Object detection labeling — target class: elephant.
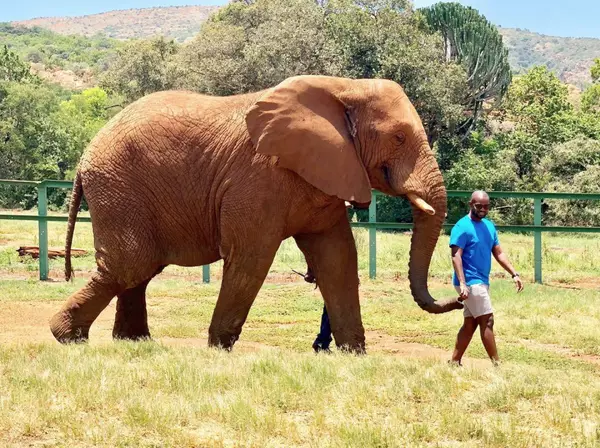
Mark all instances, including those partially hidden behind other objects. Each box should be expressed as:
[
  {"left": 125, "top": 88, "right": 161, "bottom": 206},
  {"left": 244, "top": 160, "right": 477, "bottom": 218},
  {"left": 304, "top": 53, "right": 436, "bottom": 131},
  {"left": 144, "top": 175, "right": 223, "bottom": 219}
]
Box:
[{"left": 49, "top": 74, "right": 463, "bottom": 352}]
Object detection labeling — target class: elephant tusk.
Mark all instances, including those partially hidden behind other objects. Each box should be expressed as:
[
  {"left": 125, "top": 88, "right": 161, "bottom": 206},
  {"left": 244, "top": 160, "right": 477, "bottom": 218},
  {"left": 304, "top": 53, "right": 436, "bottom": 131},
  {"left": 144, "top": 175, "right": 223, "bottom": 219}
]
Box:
[{"left": 407, "top": 193, "right": 436, "bottom": 216}]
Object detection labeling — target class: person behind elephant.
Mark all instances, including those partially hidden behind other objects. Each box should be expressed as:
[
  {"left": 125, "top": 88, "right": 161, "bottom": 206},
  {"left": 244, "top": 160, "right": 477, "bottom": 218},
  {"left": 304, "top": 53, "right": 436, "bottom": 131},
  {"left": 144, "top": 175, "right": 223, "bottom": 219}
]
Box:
[
  {"left": 299, "top": 265, "right": 332, "bottom": 352},
  {"left": 449, "top": 190, "right": 524, "bottom": 366},
  {"left": 303, "top": 200, "right": 370, "bottom": 353}
]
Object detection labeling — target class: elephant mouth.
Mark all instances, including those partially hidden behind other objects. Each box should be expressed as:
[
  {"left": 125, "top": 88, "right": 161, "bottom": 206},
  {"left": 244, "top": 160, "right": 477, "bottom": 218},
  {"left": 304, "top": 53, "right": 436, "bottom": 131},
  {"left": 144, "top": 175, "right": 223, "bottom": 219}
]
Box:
[{"left": 406, "top": 193, "right": 436, "bottom": 216}]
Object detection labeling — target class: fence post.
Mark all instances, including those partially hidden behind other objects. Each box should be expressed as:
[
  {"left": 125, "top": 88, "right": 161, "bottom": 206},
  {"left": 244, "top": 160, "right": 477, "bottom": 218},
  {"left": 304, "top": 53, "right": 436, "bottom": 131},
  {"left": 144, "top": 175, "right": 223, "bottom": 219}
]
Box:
[
  {"left": 202, "top": 265, "right": 210, "bottom": 283},
  {"left": 37, "top": 184, "right": 49, "bottom": 281},
  {"left": 534, "top": 197, "right": 542, "bottom": 284},
  {"left": 369, "top": 192, "right": 377, "bottom": 279}
]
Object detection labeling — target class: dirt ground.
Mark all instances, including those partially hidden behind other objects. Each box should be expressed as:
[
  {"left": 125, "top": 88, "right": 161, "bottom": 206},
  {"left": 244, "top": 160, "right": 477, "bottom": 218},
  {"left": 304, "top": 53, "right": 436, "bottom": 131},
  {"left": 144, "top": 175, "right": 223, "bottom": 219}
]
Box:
[
  {"left": 0, "top": 298, "right": 498, "bottom": 368},
  {"left": 4, "top": 298, "right": 599, "bottom": 369},
  {"left": 2, "top": 269, "right": 599, "bottom": 369}
]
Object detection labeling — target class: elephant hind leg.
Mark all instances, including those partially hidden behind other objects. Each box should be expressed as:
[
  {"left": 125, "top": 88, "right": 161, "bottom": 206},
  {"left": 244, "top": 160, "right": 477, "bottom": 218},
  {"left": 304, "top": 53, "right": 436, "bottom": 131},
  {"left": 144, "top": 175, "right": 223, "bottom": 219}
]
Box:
[
  {"left": 112, "top": 266, "right": 166, "bottom": 341},
  {"left": 50, "top": 270, "right": 124, "bottom": 343}
]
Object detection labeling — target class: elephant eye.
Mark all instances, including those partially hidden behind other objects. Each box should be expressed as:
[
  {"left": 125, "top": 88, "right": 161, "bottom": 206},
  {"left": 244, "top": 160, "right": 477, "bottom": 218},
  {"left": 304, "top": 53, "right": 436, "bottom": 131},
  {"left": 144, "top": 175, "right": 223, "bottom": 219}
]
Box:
[{"left": 396, "top": 133, "right": 406, "bottom": 145}]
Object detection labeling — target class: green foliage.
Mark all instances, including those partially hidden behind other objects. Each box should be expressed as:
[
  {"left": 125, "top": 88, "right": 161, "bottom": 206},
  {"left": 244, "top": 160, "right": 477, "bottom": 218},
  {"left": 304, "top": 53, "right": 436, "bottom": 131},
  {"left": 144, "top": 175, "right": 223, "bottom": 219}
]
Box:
[
  {"left": 542, "top": 137, "right": 600, "bottom": 178},
  {"left": 0, "top": 53, "right": 111, "bottom": 208},
  {"left": 503, "top": 66, "right": 573, "bottom": 136},
  {"left": 539, "top": 138, "right": 600, "bottom": 226},
  {"left": 0, "top": 23, "right": 121, "bottom": 76},
  {"left": 434, "top": 65, "right": 600, "bottom": 227},
  {"left": 175, "top": 0, "right": 333, "bottom": 95},
  {"left": 0, "top": 4, "right": 599, "bottom": 230},
  {"left": 175, "top": 0, "right": 467, "bottom": 145},
  {"left": 100, "top": 36, "right": 179, "bottom": 103},
  {"left": 0, "top": 45, "right": 39, "bottom": 83},
  {"left": 581, "top": 84, "right": 600, "bottom": 114},
  {"left": 591, "top": 58, "right": 600, "bottom": 83}
]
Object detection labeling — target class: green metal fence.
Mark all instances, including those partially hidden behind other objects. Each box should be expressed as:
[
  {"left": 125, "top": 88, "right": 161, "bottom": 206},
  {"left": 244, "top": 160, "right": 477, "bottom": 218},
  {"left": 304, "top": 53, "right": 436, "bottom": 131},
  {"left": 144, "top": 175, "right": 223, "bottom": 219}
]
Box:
[{"left": 1, "top": 179, "right": 600, "bottom": 283}]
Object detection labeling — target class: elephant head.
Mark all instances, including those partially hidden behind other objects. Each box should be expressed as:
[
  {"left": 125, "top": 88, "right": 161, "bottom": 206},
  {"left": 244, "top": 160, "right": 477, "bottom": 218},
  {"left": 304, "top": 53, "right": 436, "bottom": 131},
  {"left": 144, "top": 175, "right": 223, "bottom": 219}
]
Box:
[{"left": 246, "top": 75, "right": 462, "bottom": 314}]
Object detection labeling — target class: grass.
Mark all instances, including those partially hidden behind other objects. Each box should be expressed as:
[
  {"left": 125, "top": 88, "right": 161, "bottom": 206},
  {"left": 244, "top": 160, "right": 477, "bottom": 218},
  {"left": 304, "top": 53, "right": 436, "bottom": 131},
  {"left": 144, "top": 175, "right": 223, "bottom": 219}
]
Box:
[
  {"left": 0, "top": 342, "right": 599, "bottom": 447},
  {"left": 1, "top": 212, "right": 600, "bottom": 446}
]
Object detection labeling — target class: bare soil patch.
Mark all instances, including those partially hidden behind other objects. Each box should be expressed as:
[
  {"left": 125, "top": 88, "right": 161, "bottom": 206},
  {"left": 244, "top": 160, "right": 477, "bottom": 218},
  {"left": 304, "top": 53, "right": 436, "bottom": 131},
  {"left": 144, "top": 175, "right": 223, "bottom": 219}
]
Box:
[
  {"left": 519, "top": 338, "right": 600, "bottom": 366},
  {"left": 0, "top": 300, "right": 494, "bottom": 367}
]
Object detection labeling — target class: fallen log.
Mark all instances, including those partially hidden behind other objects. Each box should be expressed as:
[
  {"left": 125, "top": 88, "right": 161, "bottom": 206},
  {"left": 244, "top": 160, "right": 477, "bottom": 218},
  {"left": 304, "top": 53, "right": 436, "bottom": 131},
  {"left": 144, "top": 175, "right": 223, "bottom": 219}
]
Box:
[{"left": 17, "top": 246, "right": 88, "bottom": 259}]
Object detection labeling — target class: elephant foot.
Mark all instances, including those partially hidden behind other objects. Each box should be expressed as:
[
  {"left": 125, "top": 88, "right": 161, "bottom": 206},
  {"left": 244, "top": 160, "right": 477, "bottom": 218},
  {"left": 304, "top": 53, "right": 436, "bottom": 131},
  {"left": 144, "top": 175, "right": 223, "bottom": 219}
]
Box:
[
  {"left": 333, "top": 331, "right": 366, "bottom": 355},
  {"left": 336, "top": 343, "right": 366, "bottom": 355},
  {"left": 112, "top": 328, "right": 152, "bottom": 341},
  {"left": 208, "top": 331, "right": 239, "bottom": 351},
  {"left": 49, "top": 312, "right": 90, "bottom": 344},
  {"left": 112, "top": 320, "right": 151, "bottom": 341}
]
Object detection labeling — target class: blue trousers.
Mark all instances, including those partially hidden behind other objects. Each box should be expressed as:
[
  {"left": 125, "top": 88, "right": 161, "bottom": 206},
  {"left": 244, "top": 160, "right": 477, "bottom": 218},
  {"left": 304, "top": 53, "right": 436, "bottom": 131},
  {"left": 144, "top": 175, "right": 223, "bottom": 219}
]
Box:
[{"left": 314, "top": 304, "right": 332, "bottom": 348}]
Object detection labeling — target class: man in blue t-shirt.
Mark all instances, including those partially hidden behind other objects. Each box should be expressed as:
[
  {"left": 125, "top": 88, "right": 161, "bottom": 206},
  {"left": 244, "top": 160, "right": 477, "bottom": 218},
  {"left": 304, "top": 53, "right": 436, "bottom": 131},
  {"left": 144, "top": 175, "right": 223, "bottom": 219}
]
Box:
[{"left": 449, "top": 190, "right": 524, "bottom": 366}]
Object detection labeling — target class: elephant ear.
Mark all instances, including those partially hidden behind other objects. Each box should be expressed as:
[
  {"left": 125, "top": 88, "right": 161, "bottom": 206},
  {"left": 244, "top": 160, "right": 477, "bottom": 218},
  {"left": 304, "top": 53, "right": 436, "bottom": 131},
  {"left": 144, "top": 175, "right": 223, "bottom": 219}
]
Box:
[{"left": 245, "top": 76, "right": 372, "bottom": 204}]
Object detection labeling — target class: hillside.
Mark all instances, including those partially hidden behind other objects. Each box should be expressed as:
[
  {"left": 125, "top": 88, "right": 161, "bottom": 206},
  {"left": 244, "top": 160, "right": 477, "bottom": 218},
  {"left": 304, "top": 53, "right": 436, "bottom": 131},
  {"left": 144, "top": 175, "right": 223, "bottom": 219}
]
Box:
[
  {"left": 10, "top": 5, "right": 220, "bottom": 43},
  {"left": 499, "top": 27, "right": 600, "bottom": 88},
  {"left": 0, "top": 23, "right": 121, "bottom": 90},
  {"left": 8, "top": 5, "right": 600, "bottom": 89}
]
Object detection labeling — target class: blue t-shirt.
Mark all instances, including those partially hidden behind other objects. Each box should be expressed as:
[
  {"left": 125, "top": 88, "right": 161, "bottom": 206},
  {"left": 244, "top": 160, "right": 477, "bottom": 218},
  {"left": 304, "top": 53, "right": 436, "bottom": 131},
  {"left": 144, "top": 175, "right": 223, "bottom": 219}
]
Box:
[{"left": 449, "top": 214, "right": 499, "bottom": 286}]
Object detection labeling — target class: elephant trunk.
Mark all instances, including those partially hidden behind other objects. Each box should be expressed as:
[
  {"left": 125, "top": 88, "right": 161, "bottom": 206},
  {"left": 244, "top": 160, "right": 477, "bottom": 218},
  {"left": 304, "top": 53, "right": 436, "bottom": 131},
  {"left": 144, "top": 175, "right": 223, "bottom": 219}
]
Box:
[{"left": 406, "top": 157, "right": 463, "bottom": 314}]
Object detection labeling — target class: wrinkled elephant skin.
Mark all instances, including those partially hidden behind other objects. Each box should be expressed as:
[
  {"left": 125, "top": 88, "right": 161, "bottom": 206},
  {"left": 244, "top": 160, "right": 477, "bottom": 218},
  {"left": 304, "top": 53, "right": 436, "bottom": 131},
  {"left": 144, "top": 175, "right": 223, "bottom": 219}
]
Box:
[{"left": 49, "top": 75, "right": 462, "bottom": 352}]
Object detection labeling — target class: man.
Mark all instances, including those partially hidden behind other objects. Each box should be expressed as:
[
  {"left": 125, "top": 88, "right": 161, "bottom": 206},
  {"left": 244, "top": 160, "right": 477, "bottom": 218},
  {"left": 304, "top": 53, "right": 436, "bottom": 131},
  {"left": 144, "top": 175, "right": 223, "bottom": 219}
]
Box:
[
  {"left": 449, "top": 190, "right": 523, "bottom": 366},
  {"left": 300, "top": 266, "right": 332, "bottom": 352}
]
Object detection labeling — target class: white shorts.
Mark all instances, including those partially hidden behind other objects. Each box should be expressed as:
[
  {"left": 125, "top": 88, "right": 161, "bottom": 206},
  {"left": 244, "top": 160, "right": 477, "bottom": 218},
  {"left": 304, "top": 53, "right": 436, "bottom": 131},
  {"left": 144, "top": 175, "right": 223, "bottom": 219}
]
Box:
[{"left": 454, "top": 283, "right": 493, "bottom": 318}]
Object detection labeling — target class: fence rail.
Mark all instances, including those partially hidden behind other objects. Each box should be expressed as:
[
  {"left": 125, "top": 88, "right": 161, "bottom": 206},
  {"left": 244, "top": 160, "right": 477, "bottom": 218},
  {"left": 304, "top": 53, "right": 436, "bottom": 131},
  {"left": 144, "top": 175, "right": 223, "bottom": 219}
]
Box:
[{"left": 2, "top": 179, "right": 600, "bottom": 283}]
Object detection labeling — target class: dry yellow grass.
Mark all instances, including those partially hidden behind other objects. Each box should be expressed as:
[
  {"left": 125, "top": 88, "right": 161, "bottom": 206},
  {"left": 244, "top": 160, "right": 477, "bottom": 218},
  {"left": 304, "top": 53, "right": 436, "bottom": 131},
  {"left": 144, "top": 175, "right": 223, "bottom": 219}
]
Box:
[{"left": 1, "top": 212, "right": 600, "bottom": 446}]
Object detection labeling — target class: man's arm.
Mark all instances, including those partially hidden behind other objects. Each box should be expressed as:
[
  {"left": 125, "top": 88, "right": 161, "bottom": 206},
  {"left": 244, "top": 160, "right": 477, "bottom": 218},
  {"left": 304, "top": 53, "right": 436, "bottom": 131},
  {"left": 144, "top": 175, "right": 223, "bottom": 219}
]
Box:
[
  {"left": 451, "top": 245, "right": 469, "bottom": 300},
  {"left": 492, "top": 244, "right": 524, "bottom": 292}
]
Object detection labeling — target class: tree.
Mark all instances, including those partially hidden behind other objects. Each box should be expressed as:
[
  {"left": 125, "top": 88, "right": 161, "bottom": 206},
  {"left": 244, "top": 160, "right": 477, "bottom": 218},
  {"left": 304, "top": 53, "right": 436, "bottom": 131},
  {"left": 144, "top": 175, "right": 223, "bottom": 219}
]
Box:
[
  {"left": 502, "top": 66, "right": 574, "bottom": 143},
  {"left": 54, "top": 87, "right": 112, "bottom": 179},
  {"left": 176, "top": 0, "right": 331, "bottom": 95},
  {"left": 591, "top": 57, "right": 600, "bottom": 84},
  {"left": 581, "top": 84, "right": 600, "bottom": 114},
  {"left": 419, "top": 2, "right": 512, "bottom": 137},
  {"left": 100, "top": 37, "right": 179, "bottom": 103},
  {"left": 0, "top": 45, "right": 38, "bottom": 83},
  {"left": 581, "top": 59, "right": 600, "bottom": 113},
  {"left": 176, "top": 0, "right": 467, "bottom": 146},
  {"left": 324, "top": 0, "right": 467, "bottom": 145}
]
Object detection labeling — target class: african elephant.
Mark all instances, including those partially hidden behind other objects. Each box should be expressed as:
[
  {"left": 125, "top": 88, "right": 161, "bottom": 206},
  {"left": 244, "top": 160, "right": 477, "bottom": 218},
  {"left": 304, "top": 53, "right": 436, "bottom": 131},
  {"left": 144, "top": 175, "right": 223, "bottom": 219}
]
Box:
[{"left": 49, "top": 75, "right": 462, "bottom": 352}]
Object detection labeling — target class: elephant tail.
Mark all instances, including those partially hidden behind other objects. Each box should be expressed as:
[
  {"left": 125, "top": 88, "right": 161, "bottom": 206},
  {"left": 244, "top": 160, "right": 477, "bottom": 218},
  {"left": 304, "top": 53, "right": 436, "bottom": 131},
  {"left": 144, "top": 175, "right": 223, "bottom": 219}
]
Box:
[{"left": 65, "top": 172, "right": 83, "bottom": 282}]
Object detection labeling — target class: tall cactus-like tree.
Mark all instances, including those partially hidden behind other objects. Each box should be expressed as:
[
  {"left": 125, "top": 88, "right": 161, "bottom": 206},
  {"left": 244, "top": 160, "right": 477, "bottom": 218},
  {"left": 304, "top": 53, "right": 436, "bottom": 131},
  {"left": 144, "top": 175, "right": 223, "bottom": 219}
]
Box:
[{"left": 420, "top": 2, "right": 512, "bottom": 136}]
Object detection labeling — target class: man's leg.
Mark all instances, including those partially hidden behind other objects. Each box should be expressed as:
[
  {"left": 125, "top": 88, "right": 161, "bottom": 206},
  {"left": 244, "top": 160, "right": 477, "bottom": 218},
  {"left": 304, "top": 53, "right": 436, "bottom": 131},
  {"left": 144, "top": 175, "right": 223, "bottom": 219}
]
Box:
[
  {"left": 313, "top": 305, "right": 332, "bottom": 352},
  {"left": 451, "top": 317, "right": 478, "bottom": 364},
  {"left": 477, "top": 313, "right": 499, "bottom": 364},
  {"left": 302, "top": 264, "right": 331, "bottom": 351}
]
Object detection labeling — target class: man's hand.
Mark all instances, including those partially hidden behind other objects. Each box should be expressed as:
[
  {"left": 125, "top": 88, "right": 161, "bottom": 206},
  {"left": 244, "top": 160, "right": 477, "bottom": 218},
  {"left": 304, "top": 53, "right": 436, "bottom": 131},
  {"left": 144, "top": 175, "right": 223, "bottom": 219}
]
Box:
[
  {"left": 458, "top": 282, "right": 469, "bottom": 301},
  {"left": 513, "top": 275, "right": 524, "bottom": 293}
]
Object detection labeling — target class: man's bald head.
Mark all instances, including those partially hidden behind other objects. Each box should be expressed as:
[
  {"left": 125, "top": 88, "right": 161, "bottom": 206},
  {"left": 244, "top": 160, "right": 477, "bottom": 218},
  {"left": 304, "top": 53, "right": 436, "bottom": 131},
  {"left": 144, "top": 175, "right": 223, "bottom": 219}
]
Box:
[
  {"left": 471, "top": 190, "right": 489, "bottom": 202},
  {"left": 469, "top": 190, "right": 490, "bottom": 220}
]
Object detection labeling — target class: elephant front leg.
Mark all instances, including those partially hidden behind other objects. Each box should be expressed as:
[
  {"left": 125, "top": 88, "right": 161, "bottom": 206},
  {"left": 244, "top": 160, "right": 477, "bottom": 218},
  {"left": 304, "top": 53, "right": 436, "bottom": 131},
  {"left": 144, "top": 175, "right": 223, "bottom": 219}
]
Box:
[
  {"left": 294, "top": 216, "right": 366, "bottom": 354},
  {"left": 208, "top": 242, "right": 279, "bottom": 350}
]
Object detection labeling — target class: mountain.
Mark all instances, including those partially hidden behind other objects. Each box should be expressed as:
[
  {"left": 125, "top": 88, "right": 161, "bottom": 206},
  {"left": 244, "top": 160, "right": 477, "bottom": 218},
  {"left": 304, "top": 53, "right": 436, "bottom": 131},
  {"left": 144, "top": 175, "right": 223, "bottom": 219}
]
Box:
[
  {"left": 499, "top": 27, "right": 600, "bottom": 89},
  {"left": 10, "top": 5, "right": 220, "bottom": 43},
  {"left": 9, "top": 6, "right": 600, "bottom": 89}
]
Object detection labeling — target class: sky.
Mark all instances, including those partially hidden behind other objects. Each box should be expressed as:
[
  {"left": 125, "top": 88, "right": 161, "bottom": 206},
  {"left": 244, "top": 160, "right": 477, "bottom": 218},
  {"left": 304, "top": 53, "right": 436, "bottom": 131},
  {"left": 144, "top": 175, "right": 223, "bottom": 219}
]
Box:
[
  {"left": 412, "top": 0, "right": 600, "bottom": 39},
  {"left": 0, "top": 0, "right": 599, "bottom": 40}
]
